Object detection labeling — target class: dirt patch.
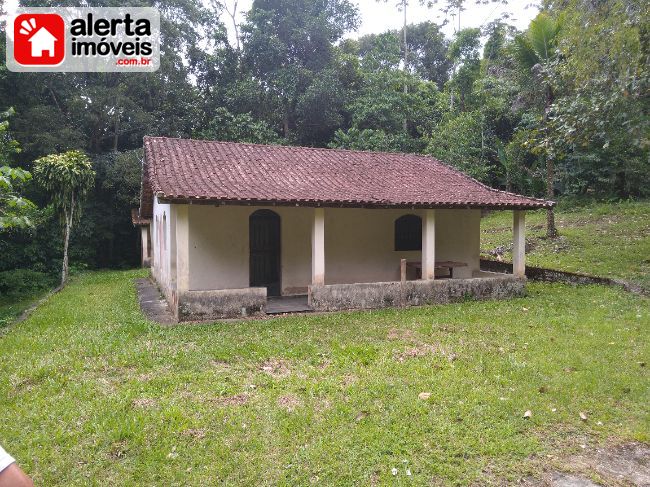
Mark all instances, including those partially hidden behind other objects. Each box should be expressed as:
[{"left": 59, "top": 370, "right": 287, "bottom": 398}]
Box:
[
  {"left": 132, "top": 398, "right": 157, "bottom": 409},
  {"left": 181, "top": 428, "right": 207, "bottom": 439},
  {"left": 259, "top": 358, "right": 291, "bottom": 378},
  {"left": 277, "top": 394, "right": 301, "bottom": 412},
  {"left": 387, "top": 328, "right": 417, "bottom": 341},
  {"left": 210, "top": 393, "right": 249, "bottom": 407},
  {"left": 108, "top": 440, "right": 129, "bottom": 460},
  {"left": 526, "top": 442, "right": 650, "bottom": 486},
  {"left": 393, "top": 342, "right": 457, "bottom": 363},
  {"left": 209, "top": 359, "right": 231, "bottom": 371},
  {"left": 569, "top": 442, "right": 650, "bottom": 486}
]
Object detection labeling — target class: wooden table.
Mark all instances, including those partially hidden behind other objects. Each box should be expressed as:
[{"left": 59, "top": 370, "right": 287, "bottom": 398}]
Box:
[{"left": 403, "top": 260, "right": 468, "bottom": 279}]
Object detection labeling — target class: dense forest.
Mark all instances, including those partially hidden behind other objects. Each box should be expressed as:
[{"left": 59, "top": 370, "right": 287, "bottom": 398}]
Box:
[{"left": 0, "top": 0, "right": 648, "bottom": 295}]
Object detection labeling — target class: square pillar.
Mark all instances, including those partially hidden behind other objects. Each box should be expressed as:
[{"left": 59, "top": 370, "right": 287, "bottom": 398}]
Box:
[
  {"left": 513, "top": 210, "right": 526, "bottom": 277},
  {"left": 422, "top": 209, "right": 436, "bottom": 280},
  {"left": 174, "top": 205, "right": 190, "bottom": 292},
  {"left": 311, "top": 207, "right": 325, "bottom": 285},
  {"left": 141, "top": 225, "right": 150, "bottom": 268}
]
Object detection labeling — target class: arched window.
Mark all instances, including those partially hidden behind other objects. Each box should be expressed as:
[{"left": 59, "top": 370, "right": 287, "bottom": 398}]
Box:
[{"left": 394, "top": 214, "right": 422, "bottom": 251}]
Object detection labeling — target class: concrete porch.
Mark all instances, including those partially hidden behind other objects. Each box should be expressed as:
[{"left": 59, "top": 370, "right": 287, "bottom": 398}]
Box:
[{"left": 156, "top": 205, "right": 528, "bottom": 321}]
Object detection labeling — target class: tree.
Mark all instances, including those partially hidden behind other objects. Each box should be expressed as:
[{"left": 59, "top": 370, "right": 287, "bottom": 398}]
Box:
[
  {"left": 0, "top": 109, "right": 35, "bottom": 230},
  {"left": 34, "top": 151, "right": 95, "bottom": 285},
  {"left": 447, "top": 28, "right": 481, "bottom": 111},
  {"left": 241, "top": 0, "right": 359, "bottom": 141},
  {"left": 196, "top": 107, "right": 280, "bottom": 144},
  {"left": 514, "top": 13, "right": 562, "bottom": 237},
  {"left": 0, "top": 166, "right": 35, "bottom": 230},
  {"left": 545, "top": 0, "right": 649, "bottom": 198}
]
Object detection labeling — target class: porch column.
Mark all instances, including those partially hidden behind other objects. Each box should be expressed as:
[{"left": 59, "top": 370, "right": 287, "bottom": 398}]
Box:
[
  {"left": 311, "top": 207, "right": 325, "bottom": 285},
  {"left": 141, "top": 225, "right": 150, "bottom": 268},
  {"left": 175, "top": 205, "right": 190, "bottom": 292},
  {"left": 422, "top": 209, "right": 436, "bottom": 280},
  {"left": 513, "top": 210, "right": 526, "bottom": 277}
]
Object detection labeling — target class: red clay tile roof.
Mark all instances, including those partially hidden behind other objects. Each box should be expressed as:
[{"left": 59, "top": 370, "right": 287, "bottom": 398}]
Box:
[
  {"left": 131, "top": 208, "right": 151, "bottom": 226},
  {"left": 140, "top": 136, "right": 553, "bottom": 217}
]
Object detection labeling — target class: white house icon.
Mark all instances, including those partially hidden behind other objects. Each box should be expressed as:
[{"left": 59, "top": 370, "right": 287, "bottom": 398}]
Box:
[{"left": 28, "top": 27, "right": 58, "bottom": 57}]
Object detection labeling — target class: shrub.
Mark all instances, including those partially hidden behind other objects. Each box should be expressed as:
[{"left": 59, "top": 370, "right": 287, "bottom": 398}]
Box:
[{"left": 0, "top": 269, "right": 56, "bottom": 298}]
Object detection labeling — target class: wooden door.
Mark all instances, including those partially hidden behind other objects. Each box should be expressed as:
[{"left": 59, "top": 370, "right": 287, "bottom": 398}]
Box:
[{"left": 249, "top": 210, "right": 281, "bottom": 296}]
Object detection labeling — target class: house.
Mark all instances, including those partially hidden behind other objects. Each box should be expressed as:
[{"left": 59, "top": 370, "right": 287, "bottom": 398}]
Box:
[
  {"left": 133, "top": 136, "right": 554, "bottom": 321},
  {"left": 28, "top": 27, "right": 57, "bottom": 57}
]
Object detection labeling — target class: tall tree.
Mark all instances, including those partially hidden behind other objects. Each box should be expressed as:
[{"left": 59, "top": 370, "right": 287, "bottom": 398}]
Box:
[
  {"left": 241, "top": 0, "right": 359, "bottom": 142},
  {"left": 514, "top": 13, "right": 562, "bottom": 238},
  {"left": 34, "top": 151, "right": 95, "bottom": 285}
]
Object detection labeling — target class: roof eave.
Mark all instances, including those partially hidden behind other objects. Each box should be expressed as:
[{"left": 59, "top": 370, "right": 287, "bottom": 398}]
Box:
[{"left": 155, "top": 195, "right": 554, "bottom": 211}]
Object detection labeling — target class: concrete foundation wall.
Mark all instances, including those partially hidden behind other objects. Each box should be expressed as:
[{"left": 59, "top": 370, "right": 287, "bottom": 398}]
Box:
[
  {"left": 308, "top": 274, "right": 526, "bottom": 312},
  {"left": 178, "top": 287, "right": 267, "bottom": 321}
]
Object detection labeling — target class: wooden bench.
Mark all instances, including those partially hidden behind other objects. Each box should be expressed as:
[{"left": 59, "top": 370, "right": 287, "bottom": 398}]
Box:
[{"left": 401, "top": 260, "right": 468, "bottom": 281}]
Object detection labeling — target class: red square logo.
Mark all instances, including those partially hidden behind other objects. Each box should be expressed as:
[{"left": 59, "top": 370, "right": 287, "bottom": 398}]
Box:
[{"left": 13, "top": 14, "right": 65, "bottom": 66}]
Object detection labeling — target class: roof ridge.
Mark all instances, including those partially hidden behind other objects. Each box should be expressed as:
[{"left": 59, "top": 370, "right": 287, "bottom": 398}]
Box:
[
  {"left": 142, "top": 135, "right": 440, "bottom": 160},
  {"left": 138, "top": 136, "right": 555, "bottom": 219}
]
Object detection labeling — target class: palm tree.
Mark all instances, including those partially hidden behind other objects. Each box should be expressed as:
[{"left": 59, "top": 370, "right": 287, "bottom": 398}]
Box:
[
  {"left": 515, "top": 13, "right": 562, "bottom": 238},
  {"left": 34, "top": 150, "right": 95, "bottom": 285}
]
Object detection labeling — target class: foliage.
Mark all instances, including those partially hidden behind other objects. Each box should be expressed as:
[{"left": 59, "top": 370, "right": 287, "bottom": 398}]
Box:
[
  {"left": 0, "top": 269, "right": 56, "bottom": 298},
  {"left": 33, "top": 150, "right": 95, "bottom": 284},
  {"left": 426, "top": 110, "right": 491, "bottom": 180},
  {"left": 196, "top": 107, "right": 281, "bottom": 144},
  {"left": 0, "top": 109, "right": 35, "bottom": 229},
  {"left": 329, "top": 127, "right": 421, "bottom": 153},
  {"left": 545, "top": 0, "right": 650, "bottom": 197},
  {"left": 33, "top": 151, "right": 95, "bottom": 225},
  {"left": 0, "top": 166, "right": 35, "bottom": 230},
  {"left": 240, "top": 0, "right": 359, "bottom": 142}
]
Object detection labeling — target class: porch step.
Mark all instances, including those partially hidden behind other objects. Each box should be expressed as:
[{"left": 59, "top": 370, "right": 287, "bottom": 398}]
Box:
[{"left": 265, "top": 295, "right": 313, "bottom": 314}]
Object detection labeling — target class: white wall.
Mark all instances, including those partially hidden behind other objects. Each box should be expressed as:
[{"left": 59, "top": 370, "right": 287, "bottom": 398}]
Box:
[
  {"left": 156, "top": 205, "right": 482, "bottom": 293},
  {"left": 324, "top": 208, "right": 480, "bottom": 283},
  {"left": 151, "top": 197, "right": 175, "bottom": 300},
  {"left": 187, "top": 205, "right": 312, "bottom": 293}
]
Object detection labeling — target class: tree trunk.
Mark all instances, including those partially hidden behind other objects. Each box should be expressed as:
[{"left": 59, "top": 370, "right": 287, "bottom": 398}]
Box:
[
  {"left": 113, "top": 114, "right": 119, "bottom": 151},
  {"left": 543, "top": 83, "right": 557, "bottom": 239},
  {"left": 283, "top": 112, "right": 289, "bottom": 138},
  {"left": 402, "top": 0, "right": 408, "bottom": 133},
  {"left": 546, "top": 155, "right": 557, "bottom": 238},
  {"left": 61, "top": 193, "right": 75, "bottom": 285}
]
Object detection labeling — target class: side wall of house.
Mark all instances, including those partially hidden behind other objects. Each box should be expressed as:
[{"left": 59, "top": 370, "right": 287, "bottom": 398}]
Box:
[
  {"left": 151, "top": 197, "right": 175, "bottom": 303},
  {"left": 183, "top": 205, "right": 481, "bottom": 293}
]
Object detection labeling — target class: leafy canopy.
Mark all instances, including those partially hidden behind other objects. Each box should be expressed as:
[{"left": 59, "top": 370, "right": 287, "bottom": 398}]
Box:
[{"left": 33, "top": 150, "right": 95, "bottom": 224}]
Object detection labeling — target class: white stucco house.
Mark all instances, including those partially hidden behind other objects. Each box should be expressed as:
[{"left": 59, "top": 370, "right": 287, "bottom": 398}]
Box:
[{"left": 132, "top": 136, "right": 554, "bottom": 321}]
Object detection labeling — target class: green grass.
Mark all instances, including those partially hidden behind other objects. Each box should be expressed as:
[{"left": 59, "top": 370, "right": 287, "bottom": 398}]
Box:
[
  {"left": 0, "top": 270, "right": 648, "bottom": 485},
  {"left": 0, "top": 291, "right": 49, "bottom": 328},
  {"left": 480, "top": 201, "right": 650, "bottom": 289}
]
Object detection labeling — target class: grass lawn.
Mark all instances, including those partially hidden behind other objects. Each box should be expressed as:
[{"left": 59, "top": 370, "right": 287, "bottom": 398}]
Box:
[
  {"left": 0, "top": 291, "right": 48, "bottom": 329},
  {"left": 0, "top": 270, "right": 648, "bottom": 485},
  {"left": 480, "top": 201, "right": 650, "bottom": 290}
]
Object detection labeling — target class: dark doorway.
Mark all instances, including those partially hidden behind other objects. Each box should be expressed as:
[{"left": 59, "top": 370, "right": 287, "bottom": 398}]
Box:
[{"left": 249, "top": 210, "right": 281, "bottom": 296}]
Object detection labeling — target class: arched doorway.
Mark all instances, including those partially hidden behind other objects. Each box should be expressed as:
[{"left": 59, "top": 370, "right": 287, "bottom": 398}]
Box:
[{"left": 249, "top": 209, "right": 281, "bottom": 296}]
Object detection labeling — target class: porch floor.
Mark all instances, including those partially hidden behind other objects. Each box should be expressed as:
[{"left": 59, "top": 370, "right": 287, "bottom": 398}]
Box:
[{"left": 266, "top": 295, "right": 313, "bottom": 314}]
